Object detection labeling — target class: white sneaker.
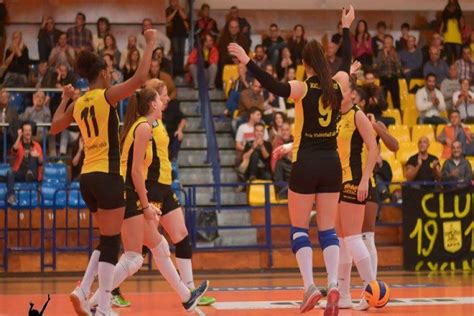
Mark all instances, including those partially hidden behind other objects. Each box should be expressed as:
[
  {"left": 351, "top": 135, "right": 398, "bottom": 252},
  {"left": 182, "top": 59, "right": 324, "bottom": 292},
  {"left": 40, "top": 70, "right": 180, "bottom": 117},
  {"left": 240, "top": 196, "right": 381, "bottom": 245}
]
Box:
[
  {"left": 319, "top": 293, "right": 352, "bottom": 309},
  {"left": 69, "top": 287, "right": 92, "bottom": 316},
  {"left": 88, "top": 291, "right": 98, "bottom": 308},
  {"left": 300, "top": 284, "right": 322, "bottom": 313},
  {"left": 353, "top": 298, "right": 370, "bottom": 311},
  {"left": 95, "top": 308, "right": 119, "bottom": 316}
]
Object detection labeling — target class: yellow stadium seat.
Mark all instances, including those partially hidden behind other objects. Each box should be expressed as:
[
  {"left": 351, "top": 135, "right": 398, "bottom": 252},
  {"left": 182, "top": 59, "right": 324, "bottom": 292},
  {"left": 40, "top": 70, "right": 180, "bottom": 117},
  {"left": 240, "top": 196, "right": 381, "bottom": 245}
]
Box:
[
  {"left": 248, "top": 180, "right": 277, "bottom": 206},
  {"left": 412, "top": 124, "right": 435, "bottom": 143},
  {"left": 386, "top": 92, "right": 394, "bottom": 109},
  {"left": 439, "top": 110, "right": 448, "bottom": 119},
  {"left": 223, "top": 65, "right": 239, "bottom": 98},
  {"left": 401, "top": 93, "right": 416, "bottom": 111},
  {"left": 409, "top": 79, "right": 425, "bottom": 91},
  {"left": 296, "top": 65, "right": 305, "bottom": 81},
  {"left": 396, "top": 142, "right": 418, "bottom": 165},
  {"left": 436, "top": 124, "right": 446, "bottom": 137},
  {"left": 399, "top": 79, "right": 409, "bottom": 100},
  {"left": 428, "top": 141, "right": 443, "bottom": 158},
  {"left": 465, "top": 124, "right": 474, "bottom": 133},
  {"left": 467, "top": 157, "right": 474, "bottom": 171},
  {"left": 383, "top": 109, "right": 402, "bottom": 125},
  {"left": 386, "top": 157, "right": 405, "bottom": 192},
  {"left": 388, "top": 125, "right": 411, "bottom": 143},
  {"left": 380, "top": 147, "right": 395, "bottom": 161},
  {"left": 402, "top": 106, "right": 419, "bottom": 127}
]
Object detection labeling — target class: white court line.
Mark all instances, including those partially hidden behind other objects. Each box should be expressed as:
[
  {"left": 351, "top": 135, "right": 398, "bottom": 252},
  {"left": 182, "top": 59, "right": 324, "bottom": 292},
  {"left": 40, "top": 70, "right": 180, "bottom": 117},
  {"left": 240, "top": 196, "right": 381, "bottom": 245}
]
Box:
[{"left": 212, "top": 297, "right": 474, "bottom": 310}]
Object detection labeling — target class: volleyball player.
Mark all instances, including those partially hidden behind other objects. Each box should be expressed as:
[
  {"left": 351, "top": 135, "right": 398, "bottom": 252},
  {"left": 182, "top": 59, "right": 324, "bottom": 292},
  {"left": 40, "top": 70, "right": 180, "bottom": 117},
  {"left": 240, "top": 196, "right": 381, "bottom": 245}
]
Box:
[
  {"left": 50, "top": 29, "right": 157, "bottom": 316},
  {"left": 228, "top": 6, "right": 355, "bottom": 315}
]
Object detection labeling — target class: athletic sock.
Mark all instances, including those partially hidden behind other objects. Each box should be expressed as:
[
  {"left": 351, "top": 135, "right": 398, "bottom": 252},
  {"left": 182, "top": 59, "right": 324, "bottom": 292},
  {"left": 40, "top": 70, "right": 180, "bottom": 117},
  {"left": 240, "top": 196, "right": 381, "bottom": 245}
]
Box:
[
  {"left": 175, "top": 258, "right": 195, "bottom": 289},
  {"left": 338, "top": 237, "right": 353, "bottom": 296},
  {"left": 97, "top": 261, "right": 115, "bottom": 312},
  {"left": 362, "top": 232, "right": 378, "bottom": 279},
  {"left": 80, "top": 249, "right": 100, "bottom": 296},
  {"left": 345, "top": 235, "right": 374, "bottom": 289},
  {"left": 323, "top": 245, "right": 339, "bottom": 286},
  {"left": 295, "top": 247, "right": 314, "bottom": 291}
]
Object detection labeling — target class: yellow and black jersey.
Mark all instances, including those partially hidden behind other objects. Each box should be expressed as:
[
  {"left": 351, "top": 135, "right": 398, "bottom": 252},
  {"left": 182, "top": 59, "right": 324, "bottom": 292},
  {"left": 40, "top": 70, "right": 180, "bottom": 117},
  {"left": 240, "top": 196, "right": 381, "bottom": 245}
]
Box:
[
  {"left": 120, "top": 117, "right": 153, "bottom": 189},
  {"left": 146, "top": 119, "right": 172, "bottom": 185},
  {"left": 73, "top": 89, "right": 120, "bottom": 175},
  {"left": 337, "top": 105, "right": 364, "bottom": 183},
  {"left": 292, "top": 75, "right": 342, "bottom": 162}
]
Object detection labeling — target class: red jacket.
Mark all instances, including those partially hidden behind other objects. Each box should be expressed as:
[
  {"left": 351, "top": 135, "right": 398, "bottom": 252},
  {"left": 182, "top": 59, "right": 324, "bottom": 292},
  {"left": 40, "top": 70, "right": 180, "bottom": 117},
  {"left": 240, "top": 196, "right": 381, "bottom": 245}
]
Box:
[
  {"left": 12, "top": 140, "right": 44, "bottom": 181},
  {"left": 187, "top": 46, "right": 219, "bottom": 65}
]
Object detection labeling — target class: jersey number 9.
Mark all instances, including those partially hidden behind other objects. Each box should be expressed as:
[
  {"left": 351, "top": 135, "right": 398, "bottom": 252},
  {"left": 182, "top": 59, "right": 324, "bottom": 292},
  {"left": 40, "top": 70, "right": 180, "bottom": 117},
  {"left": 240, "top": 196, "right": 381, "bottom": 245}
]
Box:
[
  {"left": 81, "top": 106, "right": 99, "bottom": 138},
  {"left": 318, "top": 100, "right": 332, "bottom": 127}
]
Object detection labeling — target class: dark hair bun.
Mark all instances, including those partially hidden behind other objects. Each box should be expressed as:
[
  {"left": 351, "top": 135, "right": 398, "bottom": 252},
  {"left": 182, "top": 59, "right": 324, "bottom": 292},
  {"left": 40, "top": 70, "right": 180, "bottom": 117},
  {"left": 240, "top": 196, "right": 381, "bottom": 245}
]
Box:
[{"left": 75, "top": 51, "right": 105, "bottom": 82}]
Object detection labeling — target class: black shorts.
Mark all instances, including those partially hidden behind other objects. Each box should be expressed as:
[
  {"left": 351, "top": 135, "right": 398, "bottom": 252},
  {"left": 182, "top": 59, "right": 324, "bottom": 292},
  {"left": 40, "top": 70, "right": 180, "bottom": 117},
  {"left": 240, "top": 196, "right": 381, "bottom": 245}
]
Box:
[
  {"left": 289, "top": 151, "right": 342, "bottom": 194},
  {"left": 80, "top": 172, "right": 125, "bottom": 212},
  {"left": 124, "top": 187, "right": 144, "bottom": 219},
  {"left": 367, "top": 180, "right": 377, "bottom": 203},
  {"left": 146, "top": 181, "right": 181, "bottom": 216},
  {"left": 339, "top": 179, "right": 373, "bottom": 205}
]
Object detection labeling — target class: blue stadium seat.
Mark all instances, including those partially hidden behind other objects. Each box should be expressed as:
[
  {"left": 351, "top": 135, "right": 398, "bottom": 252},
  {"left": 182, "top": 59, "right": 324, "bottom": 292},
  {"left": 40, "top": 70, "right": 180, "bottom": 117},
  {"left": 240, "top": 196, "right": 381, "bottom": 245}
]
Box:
[
  {"left": 0, "top": 163, "right": 10, "bottom": 177},
  {"left": 75, "top": 78, "right": 89, "bottom": 90},
  {"left": 9, "top": 92, "right": 24, "bottom": 114},
  {"left": 42, "top": 182, "right": 67, "bottom": 208},
  {"left": 43, "top": 163, "right": 68, "bottom": 184},
  {"left": 68, "top": 182, "right": 86, "bottom": 208},
  {"left": 0, "top": 183, "right": 7, "bottom": 207},
  {"left": 172, "top": 161, "right": 179, "bottom": 180},
  {"left": 12, "top": 182, "right": 39, "bottom": 208},
  {"left": 171, "top": 179, "right": 184, "bottom": 204}
]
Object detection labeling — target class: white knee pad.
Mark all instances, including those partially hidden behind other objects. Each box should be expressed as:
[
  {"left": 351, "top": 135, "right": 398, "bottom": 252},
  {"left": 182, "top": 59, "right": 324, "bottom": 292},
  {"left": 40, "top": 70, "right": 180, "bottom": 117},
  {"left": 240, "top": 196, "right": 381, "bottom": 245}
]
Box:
[
  {"left": 120, "top": 251, "right": 144, "bottom": 277},
  {"left": 151, "top": 236, "right": 171, "bottom": 260}
]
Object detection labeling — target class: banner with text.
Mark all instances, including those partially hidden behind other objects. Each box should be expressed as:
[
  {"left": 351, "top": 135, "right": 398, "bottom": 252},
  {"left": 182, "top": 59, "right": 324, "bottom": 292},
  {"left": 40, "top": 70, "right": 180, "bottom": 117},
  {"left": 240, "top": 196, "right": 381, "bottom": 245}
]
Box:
[{"left": 402, "top": 185, "right": 473, "bottom": 271}]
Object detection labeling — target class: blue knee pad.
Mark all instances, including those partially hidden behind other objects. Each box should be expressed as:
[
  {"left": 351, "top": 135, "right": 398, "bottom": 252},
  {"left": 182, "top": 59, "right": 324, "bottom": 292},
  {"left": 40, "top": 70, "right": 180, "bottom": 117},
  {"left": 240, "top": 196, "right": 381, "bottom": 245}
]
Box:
[
  {"left": 318, "top": 228, "right": 339, "bottom": 250},
  {"left": 290, "top": 227, "right": 311, "bottom": 254}
]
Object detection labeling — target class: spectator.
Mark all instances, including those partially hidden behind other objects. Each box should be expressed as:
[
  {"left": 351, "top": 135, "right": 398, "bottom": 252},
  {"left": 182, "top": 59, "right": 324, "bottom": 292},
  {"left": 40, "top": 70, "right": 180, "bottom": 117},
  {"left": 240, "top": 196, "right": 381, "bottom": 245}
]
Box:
[
  {"left": 42, "top": 63, "right": 76, "bottom": 89},
  {"left": 225, "top": 60, "right": 249, "bottom": 118},
  {"left": 119, "top": 35, "right": 143, "bottom": 69},
  {"left": 396, "top": 22, "right": 410, "bottom": 51},
  {"left": 424, "top": 46, "right": 450, "bottom": 85},
  {"left": 287, "top": 24, "right": 307, "bottom": 65},
  {"left": 66, "top": 12, "right": 93, "bottom": 52},
  {"left": 225, "top": 6, "right": 251, "bottom": 45},
  {"left": 399, "top": 35, "right": 423, "bottom": 80},
  {"left": 374, "top": 34, "right": 402, "bottom": 109},
  {"left": 37, "top": 15, "right": 61, "bottom": 62},
  {"left": 0, "top": 90, "right": 20, "bottom": 157},
  {"left": 405, "top": 136, "right": 441, "bottom": 182},
  {"left": 71, "top": 136, "right": 84, "bottom": 181},
  {"left": 235, "top": 108, "right": 269, "bottom": 161},
  {"left": 437, "top": 110, "right": 473, "bottom": 159},
  {"left": 262, "top": 23, "right": 286, "bottom": 68},
  {"left": 440, "top": 0, "right": 463, "bottom": 64},
  {"left": 137, "top": 18, "right": 171, "bottom": 55},
  {"left": 252, "top": 44, "right": 270, "bottom": 69},
  {"left": 59, "top": 88, "right": 81, "bottom": 156},
  {"left": 272, "top": 121, "right": 292, "bottom": 198},
  {"left": 237, "top": 79, "right": 265, "bottom": 123},
  {"left": 187, "top": 34, "right": 218, "bottom": 89},
  {"left": 92, "top": 17, "right": 110, "bottom": 52},
  {"left": 423, "top": 32, "right": 447, "bottom": 64},
  {"left": 331, "top": 22, "right": 343, "bottom": 57},
  {"left": 326, "top": 42, "right": 342, "bottom": 76},
  {"left": 103, "top": 54, "right": 123, "bottom": 85},
  {"left": 122, "top": 47, "right": 140, "bottom": 81},
  {"left": 452, "top": 78, "right": 474, "bottom": 121},
  {"left": 372, "top": 21, "right": 387, "bottom": 58},
  {"left": 352, "top": 19, "right": 373, "bottom": 67},
  {"left": 48, "top": 32, "right": 75, "bottom": 69},
  {"left": 441, "top": 63, "right": 461, "bottom": 109},
  {"left": 416, "top": 73, "right": 447, "bottom": 124},
  {"left": 361, "top": 71, "right": 392, "bottom": 125},
  {"left": 279, "top": 66, "right": 296, "bottom": 121},
  {"left": 166, "top": 0, "right": 189, "bottom": 76},
  {"left": 271, "top": 116, "right": 290, "bottom": 148},
  {"left": 460, "top": 16, "right": 472, "bottom": 45},
  {"left": 153, "top": 47, "right": 173, "bottom": 75},
  {"left": 3, "top": 31, "right": 29, "bottom": 87},
  {"left": 238, "top": 122, "right": 272, "bottom": 182},
  {"left": 99, "top": 34, "right": 121, "bottom": 69},
  {"left": 374, "top": 152, "right": 392, "bottom": 201},
  {"left": 454, "top": 45, "right": 473, "bottom": 82},
  {"left": 277, "top": 47, "right": 294, "bottom": 80},
  {"left": 441, "top": 140, "right": 472, "bottom": 186},
  {"left": 27, "top": 60, "right": 49, "bottom": 88},
  {"left": 19, "top": 90, "right": 51, "bottom": 142},
  {"left": 194, "top": 3, "right": 219, "bottom": 40},
  {"left": 149, "top": 60, "right": 177, "bottom": 100},
  {"left": 161, "top": 92, "right": 186, "bottom": 162},
  {"left": 6, "top": 122, "right": 43, "bottom": 205}
]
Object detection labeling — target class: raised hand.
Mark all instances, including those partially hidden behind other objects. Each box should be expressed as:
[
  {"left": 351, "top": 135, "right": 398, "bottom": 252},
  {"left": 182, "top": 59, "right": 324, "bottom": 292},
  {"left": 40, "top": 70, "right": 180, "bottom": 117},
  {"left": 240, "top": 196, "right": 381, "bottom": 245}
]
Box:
[
  {"left": 228, "top": 43, "right": 250, "bottom": 65},
  {"left": 144, "top": 29, "right": 158, "bottom": 46},
  {"left": 341, "top": 5, "right": 355, "bottom": 29},
  {"left": 62, "top": 84, "right": 75, "bottom": 99}
]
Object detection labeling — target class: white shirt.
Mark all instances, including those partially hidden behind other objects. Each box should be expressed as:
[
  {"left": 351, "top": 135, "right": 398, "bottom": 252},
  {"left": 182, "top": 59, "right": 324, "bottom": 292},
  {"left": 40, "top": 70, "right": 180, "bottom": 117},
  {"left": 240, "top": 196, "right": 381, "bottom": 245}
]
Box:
[
  {"left": 235, "top": 123, "right": 269, "bottom": 146},
  {"left": 137, "top": 30, "right": 171, "bottom": 56},
  {"left": 415, "top": 87, "right": 446, "bottom": 118},
  {"left": 452, "top": 90, "right": 474, "bottom": 120}
]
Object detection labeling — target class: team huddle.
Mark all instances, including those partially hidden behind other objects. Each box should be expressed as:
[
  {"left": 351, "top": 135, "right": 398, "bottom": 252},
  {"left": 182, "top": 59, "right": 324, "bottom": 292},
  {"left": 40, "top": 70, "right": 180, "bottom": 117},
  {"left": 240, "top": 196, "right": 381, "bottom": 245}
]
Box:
[{"left": 49, "top": 5, "right": 391, "bottom": 316}]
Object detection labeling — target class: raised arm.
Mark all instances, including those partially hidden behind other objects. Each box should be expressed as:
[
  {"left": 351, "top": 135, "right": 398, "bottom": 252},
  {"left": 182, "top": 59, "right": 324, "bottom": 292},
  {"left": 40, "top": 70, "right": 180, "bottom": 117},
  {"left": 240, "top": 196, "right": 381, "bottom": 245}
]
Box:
[
  {"left": 372, "top": 119, "right": 399, "bottom": 152},
  {"left": 340, "top": 5, "right": 355, "bottom": 74},
  {"left": 50, "top": 85, "right": 75, "bottom": 135},
  {"left": 105, "top": 29, "right": 157, "bottom": 106}
]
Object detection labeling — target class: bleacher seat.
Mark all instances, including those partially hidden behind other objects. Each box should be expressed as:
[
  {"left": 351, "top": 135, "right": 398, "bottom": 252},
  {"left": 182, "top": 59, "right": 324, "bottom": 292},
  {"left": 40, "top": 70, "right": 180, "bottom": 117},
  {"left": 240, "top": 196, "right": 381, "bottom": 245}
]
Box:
[
  {"left": 396, "top": 142, "right": 418, "bottom": 165},
  {"left": 42, "top": 182, "right": 67, "bottom": 208},
  {"left": 380, "top": 147, "right": 395, "bottom": 161},
  {"left": 436, "top": 124, "right": 446, "bottom": 137},
  {"left": 75, "top": 78, "right": 89, "bottom": 90},
  {"left": 388, "top": 125, "right": 411, "bottom": 143},
  {"left": 248, "top": 180, "right": 277, "bottom": 206},
  {"left": 382, "top": 109, "right": 401, "bottom": 125},
  {"left": 412, "top": 124, "right": 435, "bottom": 143},
  {"left": 428, "top": 141, "right": 443, "bottom": 158},
  {"left": 467, "top": 157, "right": 474, "bottom": 170},
  {"left": 68, "top": 182, "right": 87, "bottom": 208},
  {"left": 296, "top": 65, "right": 305, "bottom": 81},
  {"left": 409, "top": 79, "right": 425, "bottom": 91},
  {"left": 43, "top": 163, "right": 68, "bottom": 183},
  {"left": 0, "top": 183, "right": 6, "bottom": 207},
  {"left": 9, "top": 92, "right": 24, "bottom": 114},
  {"left": 0, "top": 163, "right": 10, "bottom": 177},
  {"left": 12, "top": 182, "right": 39, "bottom": 208},
  {"left": 222, "top": 65, "right": 239, "bottom": 98},
  {"left": 402, "top": 106, "right": 418, "bottom": 127},
  {"left": 386, "top": 157, "right": 405, "bottom": 193},
  {"left": 399, "top": 79, "right": 409, "bottom": 100}
]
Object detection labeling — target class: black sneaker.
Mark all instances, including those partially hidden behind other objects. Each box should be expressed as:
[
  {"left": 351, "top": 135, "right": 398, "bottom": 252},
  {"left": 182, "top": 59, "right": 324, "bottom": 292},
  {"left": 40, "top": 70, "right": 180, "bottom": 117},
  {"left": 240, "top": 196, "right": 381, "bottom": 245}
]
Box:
[{"left": 182, "top": 280, "right": 209, "bottom": 312}]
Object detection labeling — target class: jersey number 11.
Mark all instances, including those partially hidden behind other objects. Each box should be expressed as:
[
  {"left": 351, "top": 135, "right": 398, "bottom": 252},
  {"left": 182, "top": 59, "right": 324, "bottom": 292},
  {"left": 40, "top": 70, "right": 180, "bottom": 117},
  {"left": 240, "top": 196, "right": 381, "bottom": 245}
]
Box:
[{"left": 81, "top": 106, "right": 99, "bottom": 138}]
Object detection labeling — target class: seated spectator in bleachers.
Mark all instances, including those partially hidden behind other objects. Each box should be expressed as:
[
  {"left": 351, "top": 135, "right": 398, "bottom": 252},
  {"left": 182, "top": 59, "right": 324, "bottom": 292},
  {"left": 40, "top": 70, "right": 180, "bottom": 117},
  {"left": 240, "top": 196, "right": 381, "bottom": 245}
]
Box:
[
  {"left": 374, "top": 34, "right": 402, "bottom": 109},
  {"left": 441, "top": 64, "right": 461, "bottom": 109},
  {"left": 455, "top": 45, "right": 473, "bottom": 82},
  {"left": 137, "top": 18, "right": 171, "bottom": 56},
  {"left": 92, "top": 17, "right": 110, "bottom": 52},
  {"left": 238, "top": 123, "right": 272, "bottom": 182},
  {"left": 236, "top": 79, "right": 265, "bottom": 127},
  {"left": 287, "top": 24, "right": 307, "bottom": 65},
  {"left": 399, "top": 35, "right": 423, "bottom": 80},
  {"left": 278, "top": 66, "right": 296, "bottom": 122},
  {"left": 6, "top": 122, "right": 43, "bottom": 205},
  {"left": 187, "top": 34, "right": 218, "bottom": 89},
  {"left": 262, "top": 64, "right": 281, "bottom": 123},
  {"left": 0, "top": 90, "right": 20, "bottom": 157},
  {"left": 19, "top": 90, "right": 51, "bottom": 142},
  {"left": 396, "top": 22, "right": 410, "bottom": 51},
  {"left": 269, "top": 112, "right": 287, "bottom": 143},
  {"left": 225, "top": 6, "right": 251, "bottom": 45},
  {"left": 252, "top": 45, "right": 271, "bottom": 69},
  {"left": 71, "top": 136, "right": 84, "bottom": 181},
  {"left": 235, "top": 108, "right": 269, "bottom": 163},
  {"left": 122, "top": 47, "right": 140, "bottom": 81},
  {"left": 225, "top": 60, "right": 250, "bottom": 118},
  {"left": 42, "top": 63, "right": 76, "bottom": 89},
  {"left": 441, "top": 140, "right": 472, "bottom": 187},
  {"left": 149, "top": 60, "right": 177, "bottom": 99},
  {"left": 48, "top": 32, "right": 75, "bottom": 69},
  {"left": 3, "top": 31, "right": 29, "bottom": 87},
  {"left": 331, "top": 22, "right": 343, "bottom": 57},
  {"left": 361, "top": 71, "right": 392, "bottom": 125},
  {"left": 374, "top": 151, "right": 392, "bottom": 201},
  {"left": 119, "top": 35, "right": 142, "bottom": 69},
  {"left": 194, "top": 3, "right": 219, "bottom": 40},
  {"left": 327, "top": 42, "right": 342, "bottom": 76},
  {"left": 262, "top": 23, "right": 286, "bottom": 68},
  {"left": 272, "top": 121, "right": 292, "bottom": 198},
  {"left": 416, "top": 73, "right": 447, "bottom": 125},
  {"left": 66, "top": 12, "right": 93, "bottom": 53},
  {"left": 153, "top": 47, "right": 173, "bottom": 75},
  {"left": 103, "top": 54, "right": 123, "bottom": 85},
  {"left": 423, "top": 32, "right": 447, "bottom": 64},
  {"left": 37, "top": 15, "right": 61, "bottom": 62},
  {"left": 424, "top": 46, "right": 449, "bottom": 86},
  {"left": 27, "top": 60, "right": 49, "bottom": 88},
  {"left": 276, "top": 47, "right": 293, "bottom": 80},
  {"left": 453, "top": 78, "right": 474, "bottom": 122},
  {"left": 99, "top": 34, "right": 121, "bottom": 69},
  {"left": 372, "top": 21, "right": 387, "bottom": 59},
  {"left": 59, "top": 88, "right": 81, "bottom": 156},
  {"left": 437, "top": 110, "right": 473, "bottom": 159},
  {"left": 405, "top": 136, "right": 441, "bottom": 182},
  {"left": 352, "top": 19, "right": 373, "bottom": 67}
]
